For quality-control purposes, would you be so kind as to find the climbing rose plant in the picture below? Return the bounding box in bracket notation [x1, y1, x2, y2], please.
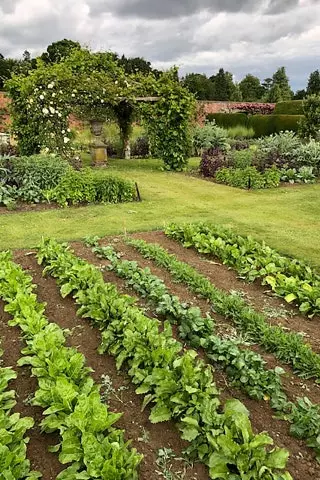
[6, 48, 196, 171]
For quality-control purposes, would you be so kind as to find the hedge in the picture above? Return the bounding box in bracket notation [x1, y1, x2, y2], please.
[206, 113, 248, 129]
[206, 113, 304, 137]
[274, 101, 304, 115]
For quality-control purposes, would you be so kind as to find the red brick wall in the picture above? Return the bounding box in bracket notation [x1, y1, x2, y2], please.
[0, 92, 11, 132]
[0, 91, 274, 131]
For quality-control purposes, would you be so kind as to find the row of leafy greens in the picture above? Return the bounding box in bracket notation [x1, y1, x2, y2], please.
[128, 236, 320, 382]
[0, 251, 142, 479]
[88, 238, 320, 463]
[165, 222, 320, 317]
[0, 340, 40, 479]
[37, 237, 292, 480]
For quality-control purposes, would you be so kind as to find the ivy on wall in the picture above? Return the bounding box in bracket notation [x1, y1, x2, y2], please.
[6, 49, 196, 171]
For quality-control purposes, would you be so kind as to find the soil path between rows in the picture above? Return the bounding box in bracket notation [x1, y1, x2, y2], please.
[14, 250, 208, 480]
[135, 231, 320, 352]
[0, 300, 63, 479]
[69, 239, 320, 480]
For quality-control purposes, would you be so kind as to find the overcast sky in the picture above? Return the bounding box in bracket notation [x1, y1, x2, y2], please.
[1, 0, 319, 90]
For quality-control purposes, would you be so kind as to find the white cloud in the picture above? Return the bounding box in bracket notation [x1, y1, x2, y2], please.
[0, 0, 319, 89]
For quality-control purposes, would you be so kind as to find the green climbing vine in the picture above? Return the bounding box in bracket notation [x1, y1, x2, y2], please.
[6, 48, 196, 171]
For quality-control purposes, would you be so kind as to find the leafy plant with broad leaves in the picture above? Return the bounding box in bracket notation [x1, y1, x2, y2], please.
[128, 237, 320, 382]
[37, 237, 292, 480]
[0, 251, 142, 479]
[165, 222, 320, 317]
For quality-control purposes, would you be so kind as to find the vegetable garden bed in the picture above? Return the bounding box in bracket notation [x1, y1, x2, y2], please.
[0, 230, 320, 479]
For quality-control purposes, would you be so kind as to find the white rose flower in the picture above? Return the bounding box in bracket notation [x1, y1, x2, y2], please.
[49, 106, 55, 114]
[52, 93, 56, 97]
[62, 130, 66, 134]
[58, 112, 62, 118]
[42, 108, 49, 115]
[67, 128, 71, 132]
[71, 93, 75, 97]
[115, 80, 118, 85]
[64, 137, 70, 144]
[48, 82, 54, 89]
[40, 94, 44, 100]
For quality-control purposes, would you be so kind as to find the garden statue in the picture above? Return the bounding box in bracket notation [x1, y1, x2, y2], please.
[90, 119, 107, 166]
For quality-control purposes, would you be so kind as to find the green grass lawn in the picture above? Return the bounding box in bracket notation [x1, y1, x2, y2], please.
[1, 157, 320, 266]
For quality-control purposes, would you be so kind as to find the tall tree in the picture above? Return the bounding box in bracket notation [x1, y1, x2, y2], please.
[0, 55, 20, 89]
[268, 83, 283, 102]
[183, 73, 215, 100]
[293, 89, 306, 100]
[210, 68, 236, 101]
[268, 67, 293, 101]
[40, 39, 81, 64]
[306, 70, 320, 96]
[230, 82, 242, 101]
[239, 74, 262, 101]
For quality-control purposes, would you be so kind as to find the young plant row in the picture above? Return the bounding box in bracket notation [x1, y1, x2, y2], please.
[37, 237, 292, 480]
[0, 251, 142, 480]
[127, 238, 320, 383]
[88, 240, 320, 462]
[0, 340, 40, 479]
[165, 222, 320, 317]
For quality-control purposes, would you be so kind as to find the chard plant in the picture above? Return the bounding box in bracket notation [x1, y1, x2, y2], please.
[36, 237, 292, 480]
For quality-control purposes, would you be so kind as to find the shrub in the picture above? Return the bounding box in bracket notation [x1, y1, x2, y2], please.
[274, 101, 304, 115]
[131, 136, 150, 157]
[0, 154, 69, 190]
[215, 166, 265, 189]
[263, 167, 282, 187]
[94, 176, 136, 203]
[295, 140, 320, 173]
[280, 166, 316, 184]
[215, 166, 281, 189]
[226, 126, 255, 139]
[0, 143, 18, 157]
[229, 149, 254, 169]
[228, 139, 251, 151]
[299, 95, 320, 139]
[47, 168, 136, 206]
[199, 148, 229, 177]
[193, 121, 229, 154]
[253, 131, 301, 171]
[228, 103, 275, 115]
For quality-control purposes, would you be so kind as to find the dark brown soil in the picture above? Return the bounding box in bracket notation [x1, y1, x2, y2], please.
[133, 231, 320, 352]
[0, 202, 59, 215]
[69, 240, 320, 480]
[0, 301, 63, 479]
[4, 230, 320, 480]
[100, 236, 320, 406]
[13, 250, 207, 480]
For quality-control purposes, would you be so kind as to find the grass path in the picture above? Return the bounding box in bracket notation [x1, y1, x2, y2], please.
[1, 158, 320, 265]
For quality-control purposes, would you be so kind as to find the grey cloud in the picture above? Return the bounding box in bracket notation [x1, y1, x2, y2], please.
[265, 0, 299, 15]
[88, 0, 258, 19]
[0, 0, 19, 14]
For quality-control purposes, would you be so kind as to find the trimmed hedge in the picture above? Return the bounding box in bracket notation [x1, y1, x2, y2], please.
[274, 101, 304, 115]
[206, 113, 248, 128]
[206, 113, 304, 137]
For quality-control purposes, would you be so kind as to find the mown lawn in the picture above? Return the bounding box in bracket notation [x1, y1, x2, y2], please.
[1, 157, 320, 265]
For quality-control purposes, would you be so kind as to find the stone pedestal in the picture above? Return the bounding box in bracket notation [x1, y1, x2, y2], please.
[90, 120, 107, 166]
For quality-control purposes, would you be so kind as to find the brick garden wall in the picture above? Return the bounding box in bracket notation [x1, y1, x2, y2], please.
[0, 91, 273, 132]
